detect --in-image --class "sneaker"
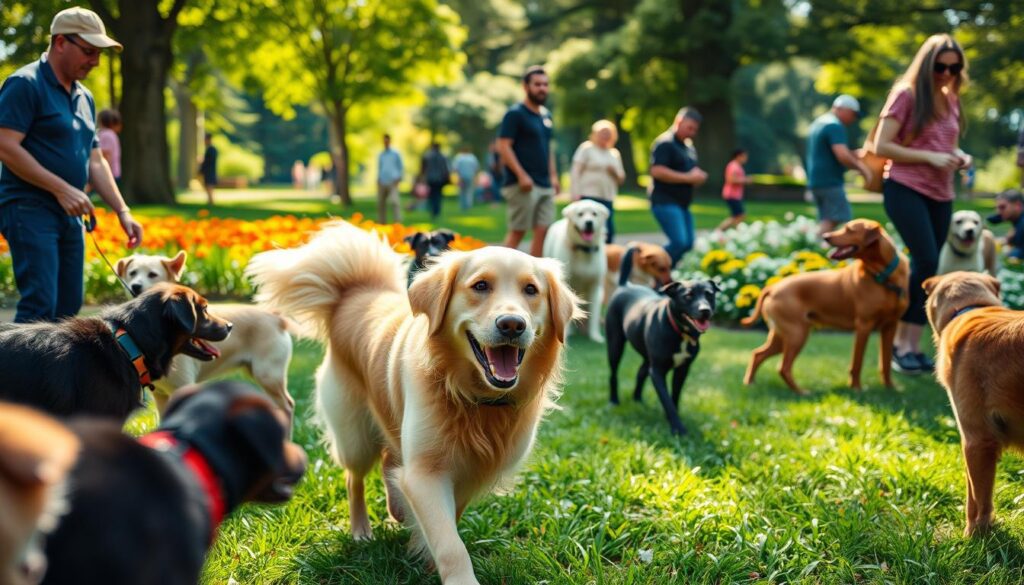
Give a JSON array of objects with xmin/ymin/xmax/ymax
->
[
  {"xmin": 915, "ymin": 353, "xmax": 935, "ymax": 372},
  {"xmin": 891, "ymin": 350, "xmax": 924, "ymax": 374}
]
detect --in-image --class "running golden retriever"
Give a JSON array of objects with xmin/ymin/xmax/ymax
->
[{"xmin": 246, "ymin": 221, "xmax": 580, "ymax": 584}]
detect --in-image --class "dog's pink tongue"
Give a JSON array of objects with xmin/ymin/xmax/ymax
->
[
  {"xmin": 581, "ymin": 231, "xmax": 594, "ymax": 242},
  {"xmin": 485, "ymin": 346, "xmax": 519, "ymax": 380}
]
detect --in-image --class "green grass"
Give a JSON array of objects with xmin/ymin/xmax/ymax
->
[{"xmin": 194, "ymin": 331, "xmax": 1024, "ymax": 584}]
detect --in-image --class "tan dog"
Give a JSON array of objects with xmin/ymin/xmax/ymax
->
[
  {"xmin": 604, "ymin": 242, "xmax": 673, "ymax": 303},
  {"xmin": 937, "ymin": 210, "xmax": 998, "ymax": 277},
  {"xmin": 742, "ymin": 219, "xmax": 909, "ymax": 394},
  {"xmin": 247, "ymin": 221, "xmax": 579, "ymax": 585},
  {"xmin": 115, "ymin": 252, "xmax": 300, "ymax": 429},
  {"xmin": 923, "ymin": 271, "xmax": 1020, "ymax": 536},
  {"xmin": 0, "ymin": 404, "xmax": 80, "ymax": 585}
]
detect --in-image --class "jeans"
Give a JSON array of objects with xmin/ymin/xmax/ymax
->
[
  {"xmin": 427, "ymin": 182, "xmax": 445, "ymax": 219},
  {"xmin": 0, "ymin": 200, "xmax": 84, "ymax": 323},
  {"xmin": 882, "ymin": 179, "xmax": 951, "ymax": 325},
  {"xmin": 651, "ymin": 202, "xmax": 694, "ymax": 267},
  {"xmin": 580, "ymin": 196, "xmax": 615, "ymax": 243}
]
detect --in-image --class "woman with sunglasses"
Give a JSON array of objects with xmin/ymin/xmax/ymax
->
[{"xmin": 875, "ymin": 33, "xmax": 972, "ymax": 375}]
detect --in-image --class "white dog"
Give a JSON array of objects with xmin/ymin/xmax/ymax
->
[
  {"xmin": 937, "ymin": 210, "xmax": 998, "ymax": 277},
  {"xmin": 542, "ymin": 199, "xmax": 609, "ymax": 342}
]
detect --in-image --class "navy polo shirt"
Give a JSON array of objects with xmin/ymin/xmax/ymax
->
[
  {"xmin": 498, "ymin": 103, "xmax": 553, "ymax": 188},
  {"xmin": 0, "ymin": 53, "xmax": 98, "ymax": 214},
  {"xmin": 648, "ymin": 131, "xmax": 697, "ymax": 207}
]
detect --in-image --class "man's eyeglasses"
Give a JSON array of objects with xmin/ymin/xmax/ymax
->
[
  {"xmin": 933, "ymin": 62, "xmax": 963, "ymax": 76},
  {"xmin": 63, "ymin": 35, "xmax": 100, "ymax": 58}
]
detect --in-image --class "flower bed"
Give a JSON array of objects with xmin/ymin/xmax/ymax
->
[{"xmin": 0, "ymin": 209, "xmax": 485, "ymax": 305}]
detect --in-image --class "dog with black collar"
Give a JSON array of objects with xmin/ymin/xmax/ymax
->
[
  {"xmin": 605, "ymin": 280, "xmax": 719, "ymax": 435},
  {"xmin": 542, "ymin": 199, "xmax": 610, "ymax": 342}
]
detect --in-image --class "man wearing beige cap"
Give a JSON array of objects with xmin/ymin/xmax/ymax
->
[
  {"xmin": 805, "ymin": 94, "xmax": 873, "ymax": 236},
  {"xmin": 0, "ymin": 6, "xmax": 143, "ymax": 323}
]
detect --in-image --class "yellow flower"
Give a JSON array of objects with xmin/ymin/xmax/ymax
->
[
  {"xmin": 765, "ymin": 275, "xmax": 783, "ymax": 287},
  {"xmin": 701, "ymin": 250, "xmax": 734, "ymax": 272},
  {"xmin": 735, "ymin": 284, "xmax": 762, "ymax": 309},
  {"xmin": 745, "ymin": 252, "xmax": 768, "ymax": 263},
  {"xmin": 719, "ymin": 259, "xmax": 746, "ymax": 275}
]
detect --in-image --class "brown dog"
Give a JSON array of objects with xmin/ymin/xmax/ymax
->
[
  {"xmin": 604, "ymin": 242, "xmax": 672, "ymax": 303},
  {"xmin": 0, "ymin": 404, "xmax": 80, "ymax": 585},
  {"xmin": 742, "ymin": 219, "xmax": 909, "ymax": 394},
  {"xmin": 923, "ymin": 270, "xmax": 1019, "ymax": 536}
]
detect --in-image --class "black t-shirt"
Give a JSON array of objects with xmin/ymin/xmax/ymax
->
[
  {"xmin": 648, "ymin": 131, "xmax": 696, "ymax": 206},
  {"xmin": 498, "ymin": 103, "xmax": 553, "ymax": 188}
]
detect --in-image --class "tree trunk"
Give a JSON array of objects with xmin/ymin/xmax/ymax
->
[
  {"xmin": 107, "ymin": 53, "xmax": 118, "ymax": 109},
  {"xmin": 173, "ymin": 81, "xmax": 198, "ymax": 192},
  {"xmin": 93, "ymin": 0, "xmax": 179, "ymax": 204},
  {"xmin": 328, "ymin": 101, "xmax": 353, "ymax": 207},
  {"xmin": 615, "ymin": 113, "xmax": 639, "ymax": 190}
]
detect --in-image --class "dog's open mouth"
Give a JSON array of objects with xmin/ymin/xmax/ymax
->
[
  {"xmin": 186, "ymin": 337, "xmax": 221, "ymax": 361},
  {"xmin": 467, "ymin": 332, "xmax": 525, "ymax": 389},
  {"xmin": 829, "ymin": 245, "xmax": 858, "ymax": 260},
  {"xmin": 683, "ymin": 314, "xmax": 712, "ymax": 333}
]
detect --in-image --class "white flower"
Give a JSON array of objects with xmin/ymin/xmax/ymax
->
[{"xmin": 638, "ymin": 548, "xmax": 654, "ymax": 564}]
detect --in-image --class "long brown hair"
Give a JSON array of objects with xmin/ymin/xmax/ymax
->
[{"xmin": 893, "ymin": 34, "xmax": 968, "ymax": 137}]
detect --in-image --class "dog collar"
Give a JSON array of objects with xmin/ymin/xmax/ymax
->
[
  {"xmin": 871, "ymin": 255, "xmax": 904, "ymax": 297},
  {"xmin": 139, "ymin": 431, "xmax": 226, "ymax": 545},
  {"xmin": 948, "ymin": 242, "xmax": 971, "ymax": 258},
  {"xmin": 107, "ymin": 322, "xmax": 153, "ymax": 388},
  {"xmin": 666, "ymin": 311, "xmax": 699, "ymax": 346},
  {"xmin": 476, "ymin": 395, "xmax": 515, "ymax": 407},
  {"xmin": 573, "ymin": 243, "xmax": 600, "ymax": 253},
  {"xmin": 951, "ymin": 305, "xmax": 985, "ymax": 320}
]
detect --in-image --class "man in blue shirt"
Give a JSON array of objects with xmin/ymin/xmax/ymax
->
[
  {"xmin": 648, "ymin": 107, "xmax": 708, "ymax": 266},
  {"xmin": 988, "ymin": 189, "xmax": 1024, "ymax": 259},
  {"xmin": 805, "ymin": 94, "xmax": 872, "ymax": 236},
  {"xmin": 377, "ymin": 133, "xmax": 403, "ymax": 223},
  {"xmin": 498, "ymin": 66, "xmax": 559, "ymax": 257},
  {"xmin": 0, "ymin": 7, "xmax": 143, "ymax": 323},
  {"xmin": 452, "ymin": 146, "xmax": 479, "ymax": 211}
]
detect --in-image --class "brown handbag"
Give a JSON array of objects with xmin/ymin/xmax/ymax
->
[{"xmin": 860, "ymin": 119, "xmax": 913, "ymax": 193}]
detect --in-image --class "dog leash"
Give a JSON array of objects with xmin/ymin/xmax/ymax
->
[{"xmin": 84, "ymin": 212, "xmax": 136, "ymax": 298}]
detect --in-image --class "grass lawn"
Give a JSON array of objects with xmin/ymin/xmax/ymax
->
[
  {"xmin": 138, "ymin": 186, "xmax": 1003, "ymax": 244},
  {"xmin": 193, "ymin": 329, "xmax": 1024, "ymax": 584}
]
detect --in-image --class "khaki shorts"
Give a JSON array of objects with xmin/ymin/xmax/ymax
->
[{"xmin": 502, "ymin": 184, "xmax": 556, "ymax": 231}]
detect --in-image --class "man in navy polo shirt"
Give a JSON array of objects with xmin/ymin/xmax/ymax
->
[
  {"xmin": 498, "ymin": 65, "xmax": 559, "ymax": 257},
  {"xmin": 0, "ymin": 7, "xmax": 143, "ymax": 323},
  {"xmin": 648, "ymin": 107, "xmax": 708, "ymax": 266}
]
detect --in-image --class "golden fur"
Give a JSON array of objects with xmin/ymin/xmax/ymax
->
[
  {"xmin": 246, "ymin": 221, "xmax": 579, "ymax": 584},
  {"xmin": 0, "ymin": 404, "xmax": 80, "ymax": 585},
  {"xmin": 923, "ymin": 271, "xmax": 1023, "ymax": 536},
  {"xmin": 742, "ymin": 219, "xmax": 910, "ymax": 394},
  {"xmin": 604, "ymin": 242, "xmax": 673, "ymax": 304}
]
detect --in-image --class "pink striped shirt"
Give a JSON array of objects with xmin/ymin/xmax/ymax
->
[{"xmin": 881, "ymin": 89, "xmax": 960, "ymax": 201}]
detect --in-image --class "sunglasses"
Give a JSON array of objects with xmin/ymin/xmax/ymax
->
[
  {"xmin": 64, "ymin": 35, "xmax": 100, "ymax": 58},
  {"xmin": 934, "ymin": 62, "xmax": 963, "ymax": 75}
]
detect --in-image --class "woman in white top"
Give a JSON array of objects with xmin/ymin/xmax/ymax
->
[{"xmin": 571, "ymin": 119, "xmax": 626, "ymax": 243}]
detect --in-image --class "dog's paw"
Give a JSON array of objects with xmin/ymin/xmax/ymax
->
[{"xmin": 351, "ymin": 526, "xmax": 374, "ymax": 542}]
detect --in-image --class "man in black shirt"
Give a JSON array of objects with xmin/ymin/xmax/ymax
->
[
  {"xmin": 497, "ymin": 66, "xmax": 559, "ymax": 257},
  {"xmin": 648, "ymin": 107, "xmax": 708, "ymax": 266}
]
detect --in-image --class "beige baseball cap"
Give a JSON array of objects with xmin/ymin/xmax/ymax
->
[{"xmin": 50, "ymin": 7, "xmax": 122, "ymax": 53}]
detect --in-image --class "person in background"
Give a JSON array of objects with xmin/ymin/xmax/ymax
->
[
  {"xmin": 716, "ymin": 148, "xmax": 751, "ymax": 231},
  {"xmin": 805, "ymin": 94, "xmax": 873, "ymax": 236},
  {"xmin": 0, "ymin": 7, "xmax": 142, "ymax": 323},
  {"xmin": 874, "ymin": 33, "xmax": 972, "ymax": 375},
  {"xmin": 648, "ymin": 106, "xmax": 707, "ymax": 266},
  {"xmin": 96, "ymin": 108, "xmax": 121, "ymax": 184},
  {"xmin": 987, "ymin": 189, "xmax": 1024, "ymax": 259},
  {"xmin": 376, "ymin": 133, "xmax": 403, "ymax": 223},
  {"xmin": 452, "ymin": 145, "xmax": 479, "ymax": 211},
  {"xmin": 291, "ymin": 160, "xmax": 305, "ymax": 190},
  {"xmin": 419, "ymin": 142, "xmax": 450, "ymax": 220},
  {"xmin": 486, "ymin": 139, "xmax": 504, "ymax": 203},
  {"xmin": 498, "ymin": 65, "xmax": 559, "ymax": 257},
  {"xmin": 570, "ymin": 119, "xmax": 624, "ymax": 243},
  {"xmin": 198, "ymin": 133, "xmax": 217, "ymax": 205}
]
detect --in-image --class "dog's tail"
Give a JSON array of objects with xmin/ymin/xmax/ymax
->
[
  {"xmin": 618, "ymin": 245, "xmax": 636, "ymax": 287},
  {"xmin": 739, "ymin": 287, "xmax": 770, "ymax": 327},
  {"xmin": 246, "ymin": 221, "xmax": 406, "ymax": 341}
]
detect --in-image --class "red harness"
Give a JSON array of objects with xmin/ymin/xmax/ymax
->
[{"xmin": 138, "ymin": 431, "xmax": 226, "ymax": 544}]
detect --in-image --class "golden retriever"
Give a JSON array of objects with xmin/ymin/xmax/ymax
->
[
  {"xmin": 923, "ymin": 270, "xmax": 1022, "ymax": 536},
  {"xmin": 246, "ymin": 221, "xmax": 579, "ymax": 584}
]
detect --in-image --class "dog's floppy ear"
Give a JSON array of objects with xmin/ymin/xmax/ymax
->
[
  {"xmin": 921, "ymin": 275, "xmax": 944, "ymax": 296},
  {"xmin": 163, "ymin": 287, "xmax": 198, "ymax": 334},
  {"xmin": 983, "ymin": 273, "xmax": 1002, "ymax": 297},
  {"xmin": 708, "ymin": 279, "xmax": 722, "ymax": 293},
  {"xmin": 539, "ymin": 258, "xmax": 582, "ymax": 344},
  {"xmin": 408, "ymin": 252, "xmax": 464, "ymax": 336},
  {"xmin": 659, "ymin": 281, "xmax": 683, "ymax": 296},
  {"xmin": 434, "ymin": 229, "xmax": 455, "ymax": 244},
  {"xmin": 114, "ymin": 256, "xmax": 133, "ymax": 278},
  {"xmin": 404, "ymin": 232, "xmax": 427, "ymax": 249},
  {"xmin": 863, "ymin": 223, "xmax": 881, "ymax": 247},
  {"xmin": 163, "ymin": 251, "xmax": 187, "ymax": 281},
  {"xmin": 227, "ymin": 396, "xmax": 305, "ymax": 503}
]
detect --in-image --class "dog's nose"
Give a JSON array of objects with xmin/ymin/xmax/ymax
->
[
  {"xmin": 131, "ymin": 283, "xmax": 143, "ymax": 295},
  {"xmin": 584, "ymin": 221, "xmax": 594, "ymax": 232},
  {"xmin": 224, "ymin": 322, "xmax": 234, "ymax": 332},
  {"xmin": 495, "ymin": 314, "xmax": 526, "ymax": 338},
  {"xmin": 964, "ymin": 228, "xmax": 975, "ymax": 239},
  {"xmin": 698, "ymin": 307, "xmax": 713, "ymax": 319}
]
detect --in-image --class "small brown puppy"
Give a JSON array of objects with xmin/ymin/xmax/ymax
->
[
  {"xmin": 604, "ymin": 242, "xmax": 673, "ymax": 303},
  {"xmin": 742, "ymin": 219, "xmax": 909, "ymax": 394},
  {"xmin": 0, "ymin": 404, "xmax": 80, "ymax": 585},
  {"xmin": 923, "ymin": 270, "xmax": 1019, "ymax": 536}
]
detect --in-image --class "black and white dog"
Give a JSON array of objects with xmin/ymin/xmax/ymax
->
[
  {"xmin": 404, "ymin": 229, "xmax": 455, "ymax": 286},
  {"xmin": 605, "ymin": 280, "xmax": 719, "ymax": 435}
]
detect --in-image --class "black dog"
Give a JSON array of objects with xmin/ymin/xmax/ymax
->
[
  {"xmin": 0, "ymin": 283, "xmax": 232, "ymax": 422},
  {"xmin": 405, "ymin": 228, "xmax": 455, "ymax": 286},
  {"xmin": 41, "ymin": 380, "xmax": 307, "ymax": 585},
  {"xmin": 606, "ymin": 280, "xmax": 719, "ymax": 435}
]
